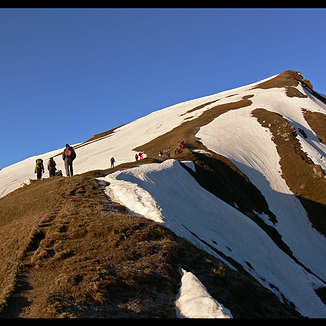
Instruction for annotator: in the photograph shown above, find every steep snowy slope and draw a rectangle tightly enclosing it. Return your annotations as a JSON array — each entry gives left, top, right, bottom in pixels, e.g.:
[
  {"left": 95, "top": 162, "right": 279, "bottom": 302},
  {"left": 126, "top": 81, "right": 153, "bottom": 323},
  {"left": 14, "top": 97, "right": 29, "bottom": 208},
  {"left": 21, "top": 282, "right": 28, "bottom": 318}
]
[
  {"left": 0, "top": 74, "right": 274, "bottom": 198},
  {"left": 101, "top": 159, "right": 326, "bottom": 317},
  {"left": 196, "top": 85, "right": 326, "bottom": 277},
  {"left": 1, "top": 70, "right": 326, "bottom": 317}
]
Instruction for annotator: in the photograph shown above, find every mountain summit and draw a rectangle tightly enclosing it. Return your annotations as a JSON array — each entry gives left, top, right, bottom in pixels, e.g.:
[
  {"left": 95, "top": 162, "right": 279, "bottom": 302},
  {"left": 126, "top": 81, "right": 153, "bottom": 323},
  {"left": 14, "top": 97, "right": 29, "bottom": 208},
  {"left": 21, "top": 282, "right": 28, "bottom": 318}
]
[{"left": 0, "top": 70, "right": 326, "bottom": 318}]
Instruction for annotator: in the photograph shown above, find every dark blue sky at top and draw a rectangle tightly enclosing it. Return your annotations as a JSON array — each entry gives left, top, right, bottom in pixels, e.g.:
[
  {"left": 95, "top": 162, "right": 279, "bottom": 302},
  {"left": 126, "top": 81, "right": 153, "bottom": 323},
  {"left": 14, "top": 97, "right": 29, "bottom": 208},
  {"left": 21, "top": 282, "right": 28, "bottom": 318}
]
[{"left": 1, "top": 8, "right": 326, "bottom": 169}]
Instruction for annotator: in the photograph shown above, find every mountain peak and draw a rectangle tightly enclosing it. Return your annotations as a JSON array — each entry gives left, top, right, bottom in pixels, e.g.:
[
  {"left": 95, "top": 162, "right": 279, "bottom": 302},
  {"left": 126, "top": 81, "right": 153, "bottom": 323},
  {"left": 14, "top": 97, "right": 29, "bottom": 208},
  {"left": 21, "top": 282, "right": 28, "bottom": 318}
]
[{"left": 254, "top": 69, "right": 313, "bottom": 92}]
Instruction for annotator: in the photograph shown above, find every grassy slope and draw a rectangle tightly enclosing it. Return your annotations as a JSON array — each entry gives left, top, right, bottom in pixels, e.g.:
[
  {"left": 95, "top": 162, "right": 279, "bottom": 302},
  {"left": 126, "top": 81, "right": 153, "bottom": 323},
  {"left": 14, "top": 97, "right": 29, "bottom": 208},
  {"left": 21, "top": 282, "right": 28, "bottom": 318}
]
[{"left": 0, "top": 170, "right": 299, "bottom": 318}]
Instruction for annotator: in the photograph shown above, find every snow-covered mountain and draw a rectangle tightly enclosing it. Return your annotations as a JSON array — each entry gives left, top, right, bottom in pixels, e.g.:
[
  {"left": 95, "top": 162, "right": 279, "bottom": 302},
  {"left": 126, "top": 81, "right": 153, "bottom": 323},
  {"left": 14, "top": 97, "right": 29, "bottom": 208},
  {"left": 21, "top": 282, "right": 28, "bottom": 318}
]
[{"left": 1, "top": 70, "right": 326, "bottom": 317}]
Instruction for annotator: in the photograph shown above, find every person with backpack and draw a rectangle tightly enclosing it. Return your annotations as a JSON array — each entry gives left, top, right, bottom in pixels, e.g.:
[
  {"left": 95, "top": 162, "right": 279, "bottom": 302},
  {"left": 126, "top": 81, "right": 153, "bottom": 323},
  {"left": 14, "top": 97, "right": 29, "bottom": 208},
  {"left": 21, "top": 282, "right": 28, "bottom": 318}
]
[
  {"left": 47, "top": 157, "right": 57, "bottom": 177},
  {"left": 34, "top": 158, "right": 44, "bottom": 180},
  {"left": 62, "top": 144, "right": 76, "bottom": 177}
]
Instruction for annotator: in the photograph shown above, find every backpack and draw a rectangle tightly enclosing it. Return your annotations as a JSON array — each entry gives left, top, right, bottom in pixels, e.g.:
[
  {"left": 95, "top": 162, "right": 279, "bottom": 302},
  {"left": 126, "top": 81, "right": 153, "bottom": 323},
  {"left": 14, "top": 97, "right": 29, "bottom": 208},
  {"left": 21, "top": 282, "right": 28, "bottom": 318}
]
[
  {"left": 65, "top": 147, "right": 76, "bottom": 160},
  {"left": 49, "top": 158, "right": 56, "bottom": 168},
  {"left": 36, "top": 158, "right": 43, "bottom": 167}
]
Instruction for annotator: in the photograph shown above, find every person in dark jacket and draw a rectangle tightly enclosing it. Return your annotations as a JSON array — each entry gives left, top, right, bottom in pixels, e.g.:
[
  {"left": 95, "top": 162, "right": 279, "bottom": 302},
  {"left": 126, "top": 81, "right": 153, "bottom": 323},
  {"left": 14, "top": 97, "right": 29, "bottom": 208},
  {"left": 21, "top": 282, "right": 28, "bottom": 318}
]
[
  {"left": 62, "top": 144, "right": 76, "bottom": 177},
  {"left": 110, "top": 157, "right": 115, "bottom": 168},
  {"left": 35, "top": 158, "right": 44, "bottom": 180},
  {"left": 47, "top": 157, "right": 56, "bottom": 177}
]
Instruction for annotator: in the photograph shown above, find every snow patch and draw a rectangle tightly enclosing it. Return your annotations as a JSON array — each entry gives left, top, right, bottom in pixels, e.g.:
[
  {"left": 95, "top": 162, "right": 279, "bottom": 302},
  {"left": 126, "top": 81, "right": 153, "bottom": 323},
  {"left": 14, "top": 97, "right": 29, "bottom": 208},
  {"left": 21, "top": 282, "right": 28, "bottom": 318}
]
[
  {"left": 103, "top": 177, "right": 164, "bottom": 224},
  {"left": 175, "top": 268, "right": 232, "bottom": 318},
  {"left": 20, "top": 179, "right": 31, "bottom": 187}
]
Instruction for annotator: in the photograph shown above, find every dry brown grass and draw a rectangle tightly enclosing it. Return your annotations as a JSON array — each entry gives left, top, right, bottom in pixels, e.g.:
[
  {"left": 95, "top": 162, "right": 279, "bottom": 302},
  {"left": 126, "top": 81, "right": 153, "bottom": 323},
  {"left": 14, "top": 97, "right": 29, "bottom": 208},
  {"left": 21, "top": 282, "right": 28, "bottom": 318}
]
[
  {"left": 0, "top": 172, "right": 300, "bottom": 318},
  {"left": 0, "top": 175, "right": 180, "bottom": 317},
  {"left": 254, "top": 70, "right": 312, "bottom": 98},
  {"left": 303, "top": 109, "right": 326, "bottom": 144},
  {"left": 134, "top": 97, "right": 253, "bottom": 161},
  {"left": 0, "top": 177, "right": 65, "bottom": 311}
]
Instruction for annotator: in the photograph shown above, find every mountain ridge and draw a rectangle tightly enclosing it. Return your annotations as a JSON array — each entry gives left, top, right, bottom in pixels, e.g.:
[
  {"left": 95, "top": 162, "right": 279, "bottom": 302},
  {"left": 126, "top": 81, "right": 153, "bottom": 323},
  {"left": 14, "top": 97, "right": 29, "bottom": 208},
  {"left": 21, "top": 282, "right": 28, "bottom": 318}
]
[
  {"left": 0, "top": 171, "right": 300, "bottom": 318},
  {"left": 1, "top": 70, "right": 326, "bottom": 317}
]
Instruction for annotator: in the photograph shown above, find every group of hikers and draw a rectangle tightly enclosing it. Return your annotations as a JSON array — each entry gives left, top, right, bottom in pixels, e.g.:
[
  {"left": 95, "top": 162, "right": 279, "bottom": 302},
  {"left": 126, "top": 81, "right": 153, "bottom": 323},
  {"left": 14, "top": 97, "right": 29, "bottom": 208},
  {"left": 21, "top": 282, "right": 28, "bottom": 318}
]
[
  {"left": 34, "top": 139, "right": 187, "bottom": 180},
  {"left": 135, "top": 153, "right": 144, "bottom": 162},
  {"left": 34, "top": 144, "right": 76, "bottom": 180},
  {"left": 159, "top": 139, "right": 186, "bottom": 158}
]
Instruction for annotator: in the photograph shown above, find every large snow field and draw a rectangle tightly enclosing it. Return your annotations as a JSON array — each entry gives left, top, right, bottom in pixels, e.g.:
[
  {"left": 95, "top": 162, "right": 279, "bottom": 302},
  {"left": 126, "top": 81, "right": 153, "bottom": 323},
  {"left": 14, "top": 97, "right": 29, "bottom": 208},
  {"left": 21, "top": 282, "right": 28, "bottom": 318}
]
[
  {"left": 1, "top": 74, "right": 325, "bottom": 200},
  {"left": 0, "top": 75, "right": 274, "bottom": 199},
  {"left": 196, "top": 85, "right": 326, "bottom": 282},
  {"left": 100, "top": 159, "right": 326, "bottom": 317}
]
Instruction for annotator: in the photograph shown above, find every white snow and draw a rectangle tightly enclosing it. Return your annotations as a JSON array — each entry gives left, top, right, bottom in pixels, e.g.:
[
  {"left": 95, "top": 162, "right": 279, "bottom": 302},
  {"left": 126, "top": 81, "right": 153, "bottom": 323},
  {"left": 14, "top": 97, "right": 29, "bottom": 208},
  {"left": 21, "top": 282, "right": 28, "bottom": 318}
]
[
  {"left": 175, "top": 268, "right": 232, "bottom": 318},
  {"left": 100, "top": 159, "right": 326, "bottom": 317},
  {"left": 0, "top": 148, "right": 65, "bottom": 198},
  {"left": 196, "top": 84, "right": 326, "bottom": 283},
  {"left": 180, "top": 161, "right": 196, "bottom": 172},
  {"left": 21, "top": 179, "right": 31, "bottom": 187}
]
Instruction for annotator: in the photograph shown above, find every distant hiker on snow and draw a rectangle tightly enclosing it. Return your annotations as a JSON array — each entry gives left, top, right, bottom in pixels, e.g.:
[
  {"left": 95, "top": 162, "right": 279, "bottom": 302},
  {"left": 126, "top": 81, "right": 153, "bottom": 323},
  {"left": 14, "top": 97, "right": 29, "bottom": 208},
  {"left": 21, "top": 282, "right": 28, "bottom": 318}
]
[
  {"left": 62, "top": 144, "right": 76, "bottom": 177},
  {"left": 110, "top": 157, "right": 115, "bottom": 168},
  {"left": 47, "top": 157, "right": 57, "bottom": 177},
  {"left": 135, "top": 153, "right": 138, "bottom": 162},
  {"left": 34, "top": 158, "right": 44, "bottom": 180}
]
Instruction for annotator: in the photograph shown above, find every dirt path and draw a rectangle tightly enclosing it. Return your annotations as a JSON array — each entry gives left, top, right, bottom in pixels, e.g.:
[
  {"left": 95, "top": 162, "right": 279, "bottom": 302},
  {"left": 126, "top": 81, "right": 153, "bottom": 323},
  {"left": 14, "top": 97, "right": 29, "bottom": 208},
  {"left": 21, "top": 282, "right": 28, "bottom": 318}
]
[
  {"left": 0, "top": 174, "right": 180, "bottom": 318},
  {"left": 0, "top": 205, "right": 59, "bottom": 317}
]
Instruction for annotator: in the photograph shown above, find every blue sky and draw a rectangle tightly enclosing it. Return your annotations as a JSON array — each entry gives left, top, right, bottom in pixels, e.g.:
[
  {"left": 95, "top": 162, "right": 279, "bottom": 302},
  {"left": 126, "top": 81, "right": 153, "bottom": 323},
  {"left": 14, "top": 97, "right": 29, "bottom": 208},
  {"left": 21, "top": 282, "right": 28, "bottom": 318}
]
[{"left": 1, "top": 8, "right": 326, "bottom": 169}]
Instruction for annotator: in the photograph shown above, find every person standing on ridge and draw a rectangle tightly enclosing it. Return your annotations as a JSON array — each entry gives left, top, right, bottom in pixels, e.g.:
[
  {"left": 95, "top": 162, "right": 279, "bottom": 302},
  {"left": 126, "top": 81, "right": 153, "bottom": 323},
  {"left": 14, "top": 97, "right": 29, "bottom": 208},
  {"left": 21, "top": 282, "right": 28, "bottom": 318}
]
[
  {"left": 62, "top": 144, "right": 76, "bottom": 177},
  {"left": 34, "top": 158, "right": 44, "bottom": 180},
  {"left": 110, "top": 157, "right": 115, "bottom": 168},
  {"left": 47, "top": 157, "right": 56, "bottom": 177}
]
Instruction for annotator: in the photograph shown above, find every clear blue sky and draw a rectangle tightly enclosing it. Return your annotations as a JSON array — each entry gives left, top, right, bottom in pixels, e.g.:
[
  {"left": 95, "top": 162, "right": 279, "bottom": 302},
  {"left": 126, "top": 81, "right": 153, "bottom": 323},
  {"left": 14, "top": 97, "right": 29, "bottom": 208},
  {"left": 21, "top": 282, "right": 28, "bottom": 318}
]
[{"left": 1, "top": 8, "right": 326, "bottom": 169}]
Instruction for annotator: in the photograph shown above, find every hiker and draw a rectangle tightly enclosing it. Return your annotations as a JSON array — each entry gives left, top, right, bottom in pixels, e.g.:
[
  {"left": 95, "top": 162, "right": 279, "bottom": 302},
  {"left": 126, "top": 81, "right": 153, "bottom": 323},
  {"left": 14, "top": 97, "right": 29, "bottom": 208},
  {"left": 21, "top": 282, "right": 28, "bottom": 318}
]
[
  {"left": 139, "top": 153, "right": 143, "bottom": 160},
  {"left": 47, "top": 157, "right": 56, "bottom": 177},
  {"left": 62, "top": 144, "right": 76, "bottom": 177},
  {"left": 110, "top": 157, "right": 115, "bottom": 168},
  {"left": 34, "top": 158, "right": 44, "bottom": 180},
  {"left": 135, "top": 153, "right": 138, "bottom": 161}
]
